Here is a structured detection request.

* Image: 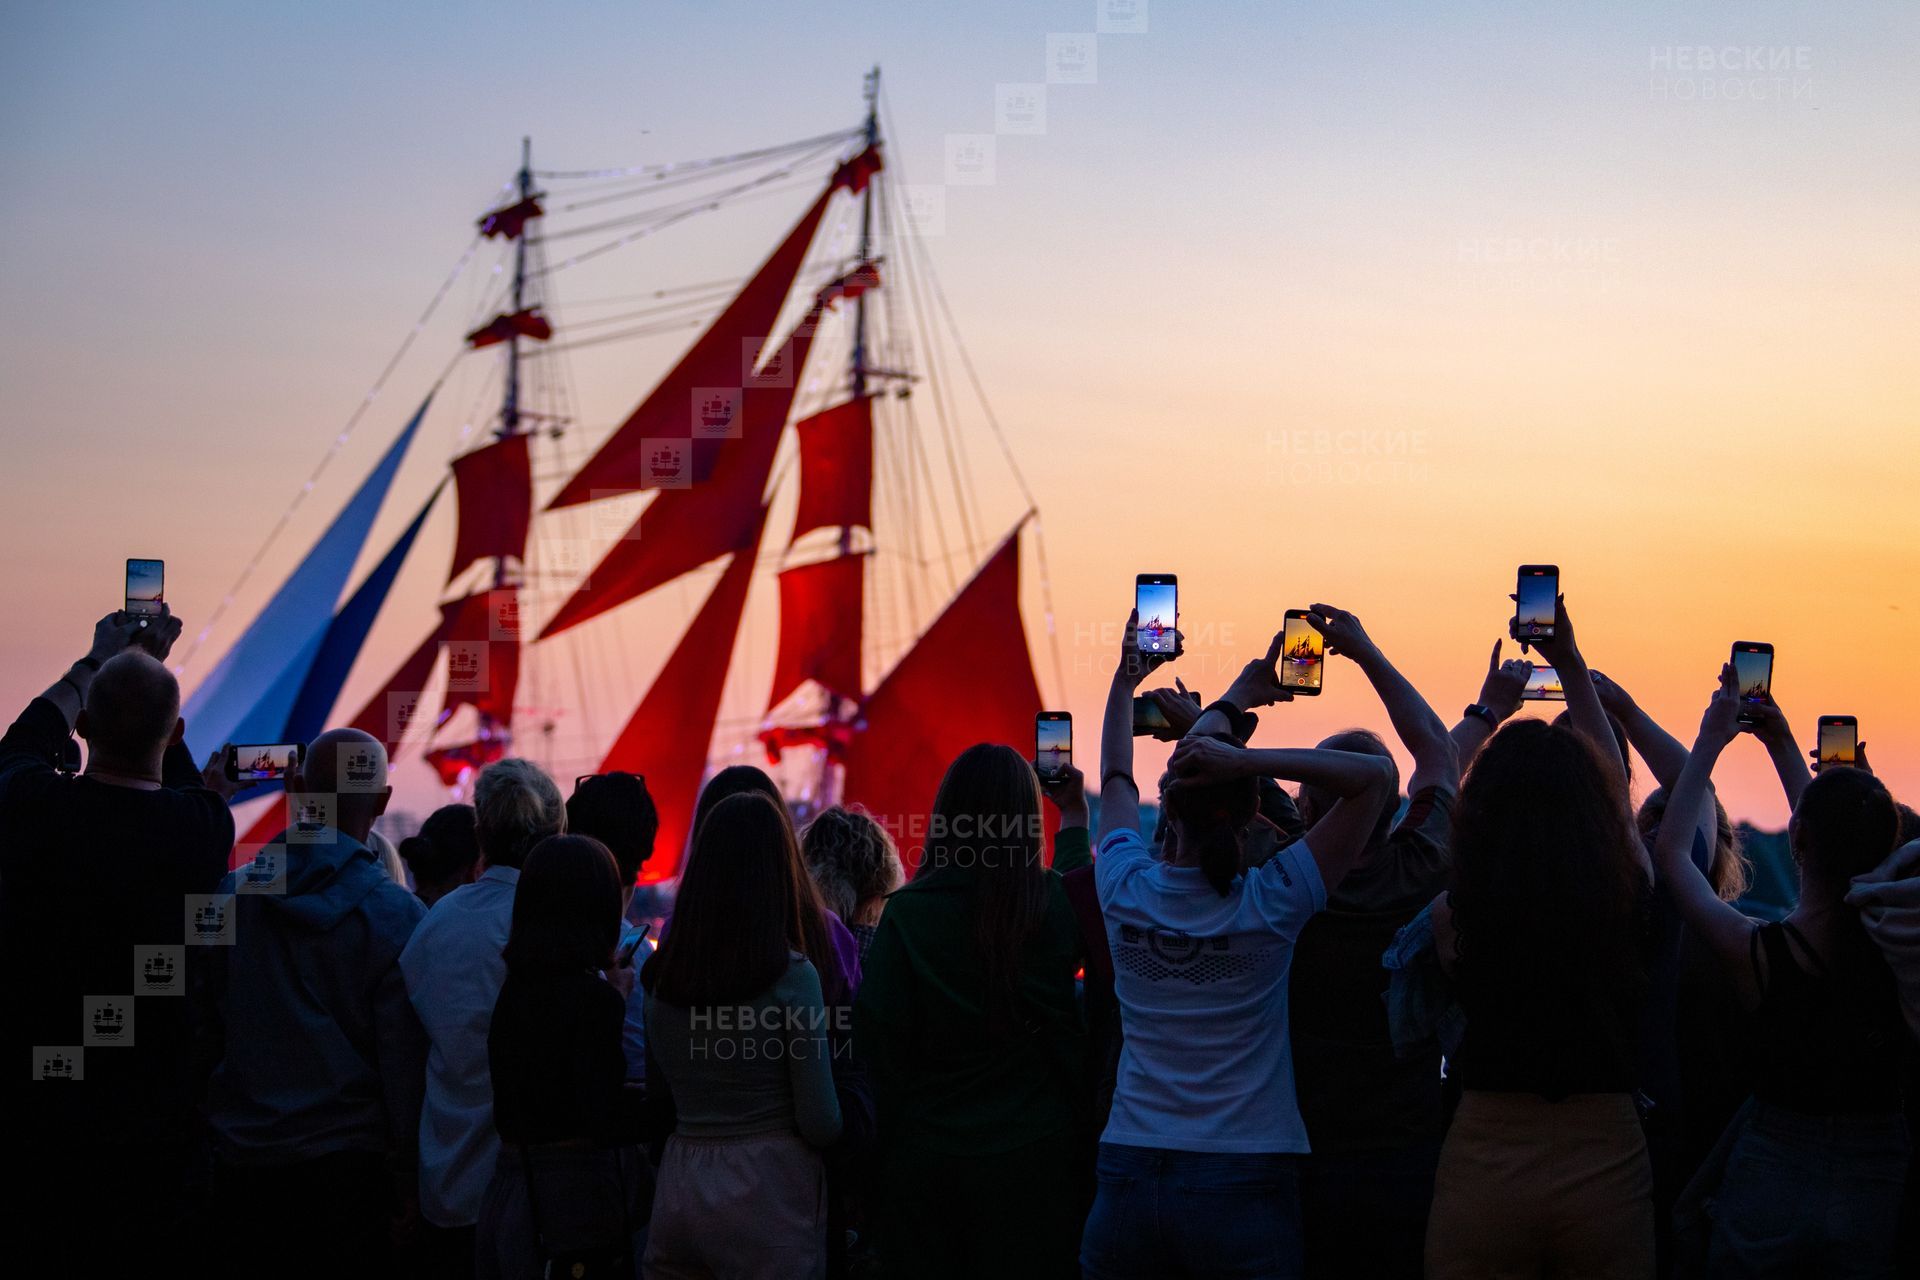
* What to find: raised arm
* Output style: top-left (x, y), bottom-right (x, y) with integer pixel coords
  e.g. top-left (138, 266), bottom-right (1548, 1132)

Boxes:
top-left (1592, 667), bottom-right (1717, 860)
top-left (1654, 664), bottom-right (1760, 1005)
top-left (1098, 611), bottom-right (1179, 844)
top-left (1311, 603), bottom-right (1457, 794)
top-left (1747, 698), bottom-right (1812, 812)
top-left (1449, 641), bottom-right (1532, 769)
top-left (1531, 594), bottom-right (1627, 798)
top-left (1168, 736), bottom-right (1396, 893)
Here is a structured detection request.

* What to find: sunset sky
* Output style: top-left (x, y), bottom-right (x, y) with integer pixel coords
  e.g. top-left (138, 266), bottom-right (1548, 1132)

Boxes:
top-left (4, 2), bottom-right (1916, 830)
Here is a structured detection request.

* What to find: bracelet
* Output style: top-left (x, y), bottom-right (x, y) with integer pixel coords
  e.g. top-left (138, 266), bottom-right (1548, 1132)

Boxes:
top-left (74, 655), bottom-right (101, 673)
top-left (59, 676), bottom-right (86, 702)
top-left (1100, 769), bottom-right (1138, 794)
top-left (1463, 703), bottom-right (1500, 731)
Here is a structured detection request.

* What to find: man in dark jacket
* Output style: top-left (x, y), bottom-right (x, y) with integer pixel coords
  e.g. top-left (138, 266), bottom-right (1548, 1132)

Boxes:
top-left (198, 728), bottom-right (427, 1277)
top-left (2, 608), bottom-right (234, 1271)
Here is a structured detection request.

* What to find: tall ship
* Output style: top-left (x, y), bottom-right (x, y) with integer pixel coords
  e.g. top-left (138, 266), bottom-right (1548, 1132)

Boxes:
top-left (179, 73), bottom-right (1060, 879)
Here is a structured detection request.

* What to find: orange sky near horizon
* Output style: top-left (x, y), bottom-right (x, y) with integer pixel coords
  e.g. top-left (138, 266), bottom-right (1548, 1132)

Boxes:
top-left (3, 2), bottom-right (1915, 832)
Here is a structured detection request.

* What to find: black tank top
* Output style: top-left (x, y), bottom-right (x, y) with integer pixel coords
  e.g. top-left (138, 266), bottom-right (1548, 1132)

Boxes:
top-left (1748, 920), bottom-right (1905, 1115)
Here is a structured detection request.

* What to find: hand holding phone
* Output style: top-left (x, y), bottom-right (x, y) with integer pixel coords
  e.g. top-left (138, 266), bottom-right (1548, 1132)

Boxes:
top-left (1132, 690), bottom-right (1201, 739)
top-left (618, 923), bottom-right (653, 968)
top-left (1520, 665), bottom-right (1565, 701)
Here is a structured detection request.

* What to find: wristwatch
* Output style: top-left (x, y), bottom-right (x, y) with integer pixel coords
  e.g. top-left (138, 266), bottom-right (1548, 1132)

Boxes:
top-left (74, 655), bottom-right (102, 673)
top-left (1463, 703), bottom-right (1500, 730)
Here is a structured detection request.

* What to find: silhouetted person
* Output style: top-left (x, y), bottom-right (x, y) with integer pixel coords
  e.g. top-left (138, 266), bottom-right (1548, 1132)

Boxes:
top-left (199, 729), bottom-right (428, 1279)
top-left (2, 609), bottom-right (231, 1270)
top-left (399, 803), bottom-right (482, 909)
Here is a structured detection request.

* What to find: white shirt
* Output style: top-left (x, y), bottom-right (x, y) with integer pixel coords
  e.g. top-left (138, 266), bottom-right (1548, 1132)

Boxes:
top-left (1095, 827), bottom-right (1326, 1154)
top-left (398, 864), bottom-right (518, 1226)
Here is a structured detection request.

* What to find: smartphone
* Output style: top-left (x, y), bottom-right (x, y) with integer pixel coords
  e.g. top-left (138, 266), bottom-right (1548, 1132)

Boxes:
top-left (1520, 664), bottom-right (1565, 701)
top-left (618, 923), bottom-right (652, 967)
top-left (1035, 712), bottom-right (1072, 783)
top-left (1731, 642), bottom-right (1774, 726)
top-left (225, 743), bottom-right (301, 783)
top-left (1514, 564), bottom-right (1557, 644)
top-left (1135, 574), bottom-right (1178, 655)
top-left (1279, 609), bottom-right (1325, 696)
top-left (126, 558), bottom-right (165, 621)
top-left (1815, 715), bottom-right (1857, 773)
top-left (1132, 690), bottom-right (1201, 737)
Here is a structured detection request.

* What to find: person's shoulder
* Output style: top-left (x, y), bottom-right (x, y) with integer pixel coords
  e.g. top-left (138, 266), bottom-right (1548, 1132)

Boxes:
top-left (361, 875), bottom-right (428, 938)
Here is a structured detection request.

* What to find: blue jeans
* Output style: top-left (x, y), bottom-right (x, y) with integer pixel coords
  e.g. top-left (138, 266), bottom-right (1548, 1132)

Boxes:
top-left (1080, 1142), bottom-right (1304, 1279)
top-left (1709, 1101), bottom-right (1909, 1279)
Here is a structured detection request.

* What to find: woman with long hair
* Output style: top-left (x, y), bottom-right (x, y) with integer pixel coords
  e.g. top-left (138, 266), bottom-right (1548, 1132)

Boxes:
top-left (1655, 667), bottom-right (1907, 1276)
top-left (854, 740), bottom-right (1092, 1278)
top-left (683, 764), bottom-right (859, 1000)
top-left (1080, 617), bottom-right (1398, 1279)
top-left (1423, 598), bottom-right (1656, 1279)
top-left (642, 793), bottom-right (843, 1279)
top-left (478, 834), bottom-right (647, 1279)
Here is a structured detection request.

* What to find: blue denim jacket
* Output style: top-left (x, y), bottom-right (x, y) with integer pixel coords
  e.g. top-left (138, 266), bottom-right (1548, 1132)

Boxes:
top-left (1381, 899), bottom-right (1465, 1062)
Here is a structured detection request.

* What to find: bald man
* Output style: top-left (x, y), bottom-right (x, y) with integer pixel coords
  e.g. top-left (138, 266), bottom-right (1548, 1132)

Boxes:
top-left (198, 727), bottom-right (428, 1275)
top-left (1, 607), bottom-right (234, 1269)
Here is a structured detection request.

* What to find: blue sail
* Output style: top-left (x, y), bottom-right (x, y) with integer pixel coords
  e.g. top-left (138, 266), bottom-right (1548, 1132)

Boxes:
top-left (229, 484), bottom-right (443, 806)
top-left (184, 395), bottom-right (431, 757)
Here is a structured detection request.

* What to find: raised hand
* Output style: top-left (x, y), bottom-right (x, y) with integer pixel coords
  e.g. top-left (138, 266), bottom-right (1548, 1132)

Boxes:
top-left (1144, 684), bottom-right (1202, 742)
top-left (87, 612), bottom-right (145, 666)
top-left (1697, 663), bottom-right (1743, 750)
top-left (1117, 609), bottom-right (1180, 688)
top-left (1477, 640), bottom-right (1534, 721)
top-left (1307, 603), bottom-right (1377, 661)
top-left (1040, 762), bottom-right (1091, 824)
top-left (131, 605), bottom-right (185, 663)
top-left (1531, 594), bottom-right (1583, 671)
top-left (1588, 668), bottom-right (1634, 718)
top-left (1168, 734), bottom-right (1248, 783)
top-left (1222, 629), bottom-right (1294, 711)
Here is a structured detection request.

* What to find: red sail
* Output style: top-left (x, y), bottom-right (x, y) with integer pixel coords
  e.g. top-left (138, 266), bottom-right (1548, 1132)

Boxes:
top-left (832, 145), bottom-right (884, 195)
top-left (424, 737), bottom-right (508, 787)
top-left (538, 298), bottom-right (828, 639)
top-left (438, 588), bottom-right (521, 725)
top-left (447, 433), bottom-right (533, 583)
top-left (466, 308), bottom-right (552, 349)
top-left (818, 259), bottom-right (881, 307)
top-left (789, 397), bottom-right (874, 544)
top-left (840, 525), bottom-right (1043, 874)
top-left (478, 194), bottom-right (544, 240)
top-left (766, 554), bottom-right (865, 710)
top-left (546, 178), bottom-right (838, 509)
top-left (344, 608), bottom-right (460, 756)
top-left (596, 507), bottom-right (770, 882)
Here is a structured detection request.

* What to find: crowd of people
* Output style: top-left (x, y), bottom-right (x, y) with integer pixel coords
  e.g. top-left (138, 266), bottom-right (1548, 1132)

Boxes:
top-left (4, 594), bottom-right (1918, 1279)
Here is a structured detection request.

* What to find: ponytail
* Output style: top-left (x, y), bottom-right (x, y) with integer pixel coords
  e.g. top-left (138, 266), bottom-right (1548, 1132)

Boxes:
top-left (1191, 815), bottom-right (1244, 897)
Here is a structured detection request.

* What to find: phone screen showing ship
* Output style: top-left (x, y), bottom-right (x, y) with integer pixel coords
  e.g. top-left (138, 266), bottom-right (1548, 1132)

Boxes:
top-left (1035, 717), bottom-right (1071, 780)
top-left (1522, 665), bottom-right (1564, 700)
top-left (1136, 580), bottom-right (1177, 654)
top-left (231, 744), bottom-right (299, 782)
top-left (1515, 568), bottom-right (1556, 640)
top-left (126, 559), bottom-right (165, 616)
top-left (1280, 615), bottom-right (1324, 691)
top-left (1817, 720), bottom-right (1857, 771)
top-left (1733, 647), bottom-right (1772, 714)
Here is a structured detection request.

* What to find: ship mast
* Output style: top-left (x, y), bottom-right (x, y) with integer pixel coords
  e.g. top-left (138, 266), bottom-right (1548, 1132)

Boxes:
top-left (500, 136), bottom-right (532, 450)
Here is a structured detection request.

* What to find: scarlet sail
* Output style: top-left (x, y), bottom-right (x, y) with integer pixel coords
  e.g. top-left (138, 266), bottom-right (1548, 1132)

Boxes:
top-left (839, 525), bottom-right (1042, 873)
top-left (789, 397), bottom-right (874, 544)
top-left (447, 433), bottom-right (533, 583)
top-left (438, 587), bottom-right (522, 725)
top-left (538, 298), bottom-right (829, 639)
top-left (596, 507), bottom-right (770, 882)
top-left (546, 176), bottom-right (839, 509)
top-left (766, 553), bottom-right (865, 709)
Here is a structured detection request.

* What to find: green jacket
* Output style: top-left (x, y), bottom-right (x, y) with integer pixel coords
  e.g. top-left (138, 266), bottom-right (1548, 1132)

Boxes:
top-left (854, 828), bottom-right (1092, 1156)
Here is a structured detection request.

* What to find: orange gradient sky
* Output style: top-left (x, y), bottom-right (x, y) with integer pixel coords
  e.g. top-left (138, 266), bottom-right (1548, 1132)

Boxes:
top-left (3, 2), bottom-right (1916, 830)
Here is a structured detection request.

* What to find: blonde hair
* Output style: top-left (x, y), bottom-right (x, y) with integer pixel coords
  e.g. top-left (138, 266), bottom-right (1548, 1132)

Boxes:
top-left (474, 758), bottom-right (565, 870)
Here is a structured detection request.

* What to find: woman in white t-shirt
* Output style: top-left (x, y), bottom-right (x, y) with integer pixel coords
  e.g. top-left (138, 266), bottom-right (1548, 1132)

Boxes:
top-left (1081, 615), bottom-right (1397, 1280)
